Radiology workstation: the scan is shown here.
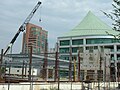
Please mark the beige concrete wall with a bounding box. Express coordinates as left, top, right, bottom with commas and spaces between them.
0, 82, 119, 90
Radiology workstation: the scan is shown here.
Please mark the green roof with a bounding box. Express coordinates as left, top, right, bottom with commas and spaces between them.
61, 11, 119, 37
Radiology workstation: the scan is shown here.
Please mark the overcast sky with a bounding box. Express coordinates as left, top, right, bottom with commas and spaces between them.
0, 0, 113, 53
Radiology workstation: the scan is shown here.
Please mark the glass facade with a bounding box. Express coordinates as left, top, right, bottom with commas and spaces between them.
111, 54, 115, 61
80, 70, 84, 80
59, 37, 120, 63
72, 47, 83, 53
117, 45, 120, 52
86, 38, 120, 44
59, 48, 69, 53
59, 70, 69, 77
72, 47, 78, 53
60, 55, 69, 60
72, 39, 83, 45
60, 40, 70, 46
104, 46, 114, 52
117, 54, 120, 60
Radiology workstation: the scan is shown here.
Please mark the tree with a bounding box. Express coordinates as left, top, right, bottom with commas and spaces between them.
103, 0, 120, 31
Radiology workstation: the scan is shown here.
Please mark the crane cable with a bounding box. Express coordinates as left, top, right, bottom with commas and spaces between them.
39, 5, 42, 22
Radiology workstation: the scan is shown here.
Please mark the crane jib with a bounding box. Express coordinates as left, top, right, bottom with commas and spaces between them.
10, 31, 20, 44
3, 1, 42, 55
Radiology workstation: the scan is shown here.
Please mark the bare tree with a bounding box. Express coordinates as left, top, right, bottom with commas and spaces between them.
103, 0, 120, 31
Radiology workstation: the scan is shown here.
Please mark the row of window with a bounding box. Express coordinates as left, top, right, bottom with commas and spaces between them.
59, 47, 83, 53
6, 69, 35, 73
60, 39, 83, 46
59, 38, 120, 46
59, 46, 104, 53
60, 46, 120, 53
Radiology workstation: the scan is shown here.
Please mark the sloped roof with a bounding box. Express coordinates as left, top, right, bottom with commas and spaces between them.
61, 11, 119, 37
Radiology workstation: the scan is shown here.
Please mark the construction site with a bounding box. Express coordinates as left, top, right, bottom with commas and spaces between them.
0, 44, 120, 90
0, 1, 120, 90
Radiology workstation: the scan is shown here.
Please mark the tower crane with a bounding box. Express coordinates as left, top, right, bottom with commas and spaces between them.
3, 1, 42, 55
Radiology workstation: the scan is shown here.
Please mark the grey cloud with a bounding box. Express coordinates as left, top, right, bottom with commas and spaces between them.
0, 0, 113, 53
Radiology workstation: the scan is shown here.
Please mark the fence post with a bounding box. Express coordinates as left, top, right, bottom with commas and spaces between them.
28, 46, 32, 81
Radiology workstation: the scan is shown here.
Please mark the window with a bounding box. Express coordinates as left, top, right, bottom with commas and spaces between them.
72, 47, 83, 53
59, 48, 69, 53
97, 70, 103, 81
94, 46, 98, 49
117, 45, 120, 52
80, 70, 84, 80
80, 57, 83, 62
60, 40, 70, 46
104, 45, 114, 52
86, 38, 115, 44
113, 38, 120, 43
72, 47, 78, 53
31, 27, 37, 31
89, 54, 93, 61
87, 70, 95, 80
117, 54, 120, 60
86, 46, 93, 52
111, 54, 114, 60
17, 70, 19, 72
100, 46, 104, 52
72, 39, 83, 45
59, 70, 69, 77
59, 55, 69, 60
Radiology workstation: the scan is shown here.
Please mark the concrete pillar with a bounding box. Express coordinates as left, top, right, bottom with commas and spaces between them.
95, 70, 97, 81
114, 44, 117, 81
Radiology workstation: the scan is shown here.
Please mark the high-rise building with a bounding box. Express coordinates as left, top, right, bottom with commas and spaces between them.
22, 23, 48, 54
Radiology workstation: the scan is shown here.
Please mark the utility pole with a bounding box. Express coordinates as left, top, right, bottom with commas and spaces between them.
78, 50, 80, 81
54, 43, 59, 81
0, 49, 3, 64
28, 46, 32, 81
98, 54, 102, 90
118, 63, 120, 89
0, 49, 3, 80
104, 57, 106, 90
69, 45, 72, 82
43, 39, 48, 81
22, 60, 25, 78
73, 57, 76, 82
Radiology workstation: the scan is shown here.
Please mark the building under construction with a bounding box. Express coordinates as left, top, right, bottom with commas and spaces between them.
58, 11, 120, 82
0, 1, 120, 89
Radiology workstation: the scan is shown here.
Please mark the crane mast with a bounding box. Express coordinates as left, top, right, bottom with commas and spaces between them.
3, 1, 41, 55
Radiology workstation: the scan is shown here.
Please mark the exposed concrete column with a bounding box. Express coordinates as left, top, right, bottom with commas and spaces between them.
114, 44, 117, 53
70, 37, 72, 46
94, 70, 97, 81
83, 38, 86, 45
83, 38, 86, 52
114, 44, 117, 81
